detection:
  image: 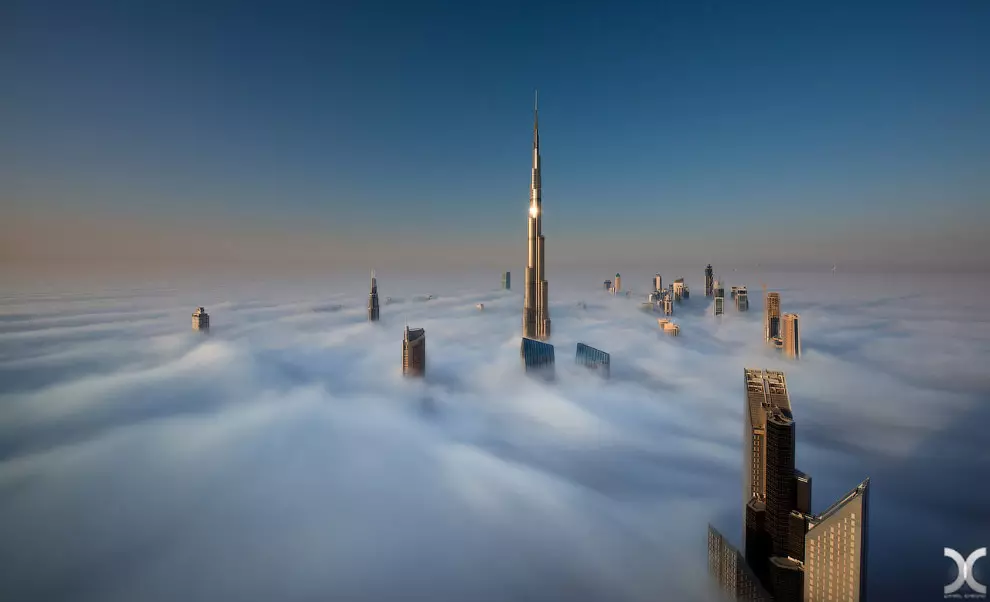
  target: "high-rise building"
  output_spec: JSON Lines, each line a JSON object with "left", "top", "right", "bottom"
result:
{"left": 191, "top": 307, "right": 210, "bottom": 332}
{"left": 705, "top": 264, "right": 715, "bottom": 297}
{"left": 731, "top": 286, "right": 738, "bottom": 299}
{"left": 766, "top": 407, "right": 796, "bottom": 559}
{"left": 714, "top": 280, "right": 725, "bottom": 316}
{"left": 736, "top": 287, "right": 749, "bottom": 312}
{"left": 604, "top": 279, "right": 612, "bottom": 291}
{"left": 765, "top": 292, "right": 781, "bottom": 342}
{"left": 522, "top": 93, "right": 551, "bottom": 340}
{"left": 708, "top": 524, "right": 774, "bottom": 602}
{"left": 804, "top": 479, "right": 870, "bottom": 602}
{"left": 402, "top": 326, "right": 426, "bottom": 376}
{"left": 664, "top": 296, "right": 673, "bottom": 316}
{"left": 368, "top": 270, "right": 380, "bottom": 322}
{"left": 654, "top": 273, "right": 663, "bottom": 291}
{"left": 783, "top": 313, "right": 801, "bottom": 359}
{"left": 502, "top": 271, "right": 511, "bottom": 290}
{"left": 613, "top": 273, "right": 621, "bottom": 294}
{"left": 672, "top": 278, "right": 685, "bottom": 301}
{"left": 743, "top": 369, "right": 792, "bottom": 507}
{"left": 657, "top": 318, "right": 680, "bottom": 336}
{"left": 575, "top": 343, "right": 610, "bottom": 378}
{"left": 521, "top": 337, "right": 555, "bottom": 377}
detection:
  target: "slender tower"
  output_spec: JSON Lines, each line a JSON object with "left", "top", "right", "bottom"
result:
{"left": 523, "top": 91, "right": 551, "bottom": 340}
{"left": 368, "top": 270, "right": 380, "bottom": 322}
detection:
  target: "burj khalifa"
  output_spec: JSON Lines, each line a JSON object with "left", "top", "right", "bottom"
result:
{"left": 522, "top": 93, "right": 551, "bottom": 340}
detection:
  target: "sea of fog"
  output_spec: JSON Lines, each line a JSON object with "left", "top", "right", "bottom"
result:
{"left": 0, "top": 267, "right": 987, "bottom": 601}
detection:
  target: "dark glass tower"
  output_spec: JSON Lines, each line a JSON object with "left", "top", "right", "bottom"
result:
{"left": 521, "top": 336, "right": 555, "bottom": 378}
{"left": 575, "top": 343, "right": 610, "bottom": 378}
{"left": 705, "top": 264, "right": 714, "bottom": 297}
{"left": 766, "top": 407, "right": 796, "bottom": 557}
{"left": 368, "top": 271, "right": 380, "bottom": 322}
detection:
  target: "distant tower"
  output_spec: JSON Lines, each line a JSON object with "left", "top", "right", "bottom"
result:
{"left": 714, "top": 280, "right": 725, "bottom": 316}
{"left": 782, "top": 314, "right": 801, "bottom": 358}
{"left": 368, "top": 271, "right": 380, "bottom": 322}
{"left": 575, "top": 343, "right": 610, "bottom": 378}
{"left": 604, "top": 279, "right": 612, "bottom": 291}
{"left": 736, "top": 287, "right": 749, "bottom": 312}
{"left": 765, "top": 292, "right": 781, "bottom": 342}
{"left": 522, "top": 91, "right": 551, "bottom": 340}
{"left": 191, "top": 307, "right": 210, "bottom": 332}
{"left": 664, "top": 295, "right": 673, "bottom": 316}
{"left": 705, "top": 264, "right": 715, "bottom": 297}
{"left": 654, "top": 273, "right": 663, "bottom": 291}
{"left": 402, "top": 325, "right": 426, "bottom": 376}
{"left": 502, "top": 271, "right": 511, "bottom": 290}
{"left": 613, "top": 273, "right": 621, "bottom": 294}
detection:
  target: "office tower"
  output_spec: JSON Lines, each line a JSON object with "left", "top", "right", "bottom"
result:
{"left": 613, "top": 273, "right": 621, "bottom": 294}
{"left": 368, "top": 270, "right": 380, "bottom": 322}
{"left": 672, "top": 278, "right": 685, "bottom": 301}
{"left": 714, "top": 280, "right": 725, "bottom": 316}
{"left": 575, "top": 343, "right": 610, "bottom": 378}
{"left": 604, "top": 279, "right": 612, "bottom": 291}
{"left": 664, "top": 296, "right": 673, "bottom": 316}
{"left": 745, "top": 498, "right": 772, "bottom": 588}
{"left": 502, "top": 271, "right": 511, "bottom": 290}
{"left": 736, "top": 287, "right": 749, "bottom": 312}
{"left": 766, "top": 407, "right": 796, "bottom": 558}
{"left": 521, "top": 337, "right": 555, "bottom": 377}
{"left": 402, "top": 326, "right": 426, "bottom": 377}
{"left": 654, "top": 273, "right": 663, "bottom": 291}
{"left": 657, "top": 318, "right": 680, "bottom": 336}
{"left": 191, "top": 307, "right": 210, "bottom": 332}
{"left": 804, "top": 479, "right": 870, "bottom": 602}
{"left": 731, "top": 286, "right": 738, "bottom": 299}
{"left": 522, "top": 93, "right": 551, "bottom": 340}
{"left": 765, "top": 292, "right": 781, "bottom": 342}
{"left": 709, "top": 524, "right": 774, "bottom": 602}
{"left": 743, "top": 369, "right": 792, "bottom": 507}
{"left": 705, "top": 264, "right": 715, "bottom": 297}
{"left": 783, "top": 313, "right": 801, "bottom": 359}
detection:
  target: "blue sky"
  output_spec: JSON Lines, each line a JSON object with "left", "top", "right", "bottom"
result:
{"left": 3, "top": 1, "right": 989, "bottom": 270}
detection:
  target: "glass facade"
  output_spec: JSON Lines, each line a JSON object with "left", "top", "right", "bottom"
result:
{"left": 521, "top": 337, "right": 555, "bottom": 375}
{"left": 575, "top": 343, "right": 610, "bottom": 378}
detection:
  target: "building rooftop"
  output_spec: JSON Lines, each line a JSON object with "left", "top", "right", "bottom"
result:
{"left": 812, "top": 478, "right": 870, "bottom": 525}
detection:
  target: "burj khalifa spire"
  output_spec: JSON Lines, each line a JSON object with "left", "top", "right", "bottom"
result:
{"left": 523, "top": 91, "right": 551, "bottom": 340}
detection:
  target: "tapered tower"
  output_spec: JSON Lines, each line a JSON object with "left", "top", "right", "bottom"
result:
{"left": 523, "top": 91, "right": 551, "bottom": 340}
{"left": 368, "top": 270, "right": 380, "bottom": 322}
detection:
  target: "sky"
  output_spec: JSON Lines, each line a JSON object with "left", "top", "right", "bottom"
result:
{"left": 0, "top": 270, "right": 988, "bottom": 601}
{"left": 2, "top": 0, "right": 990, "bottom": 273}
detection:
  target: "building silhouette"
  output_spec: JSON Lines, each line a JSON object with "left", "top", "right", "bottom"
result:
{"left": 673, "top": 278, "right": 685, "bottom": 302}
{"left": 664, "top": 295, "right": 673, "bottom": 316}
{"left": 765, "top": 292, "right": 781, "bottom": 342}
{"left": 782, "top": 313, "right": 801, "bottom": 359}
{"left": 575, "top": 343, "right": 610, "bottom": 378}
{"left": 521, "top": 337, "right": 555, "bottom": 378}
{"left": 502, "top": 271, "right": 511, "bottom": 290}
{"left": 368, "top": 270, "right": 380, "bottom": 322}
{"left": 714, "top": 280, "right": 725, "bottom": 316}
{"left": 604, "top": 279, "right": 612, "bottom": 291}
{"left": 402, "top": 326, "right": 426, "bottom": 376}
{"left": 804, "top": 479, "right": 870, "bottom": 602}
{"left": 654, "top": 273, "right": 663, "bottom": 291}
{"left": 706, "top": 264, "right": 715, "bottom": 297}
{"left": 192, "top": 307, "right": 210, "bottom": 332}
{"left": 709, "top": 525, "right": 773, "bottom": 602}
{"left": 613, "top": 273, "right": 622, "bottom": 294}
{"left": 522, "top": 93, "right": 551, "bottom": 340}
{"left": 736, "top": 287, "right": 749, "bottom": 312}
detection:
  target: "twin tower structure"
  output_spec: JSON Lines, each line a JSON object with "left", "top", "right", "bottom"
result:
{"left": 522, "top": 92, "right": 551, "bottom": 340}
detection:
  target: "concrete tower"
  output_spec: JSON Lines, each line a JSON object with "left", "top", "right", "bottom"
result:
{"left": 783, "top": 313, "right": 801, "bottom": 358}
{"left": 368, "top": 270, "right": 380, "bottom": 322}
{"left": 523, "top": 91, "right": 551, "bottom": 340}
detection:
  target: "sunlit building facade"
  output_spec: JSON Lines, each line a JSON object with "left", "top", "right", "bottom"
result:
{"left": 765, "top": 292, "right": 781, "bottom": 342}
{"left": 783, "top": 313, "right": 801, "bottom": 359}
{"left": 192, "top": 307, "right": 210, "bottom": 332}
{"left": 402, "top": 326, "right": 426, "bottom": 376}
{"left": 709, "top": 524, "right": 773, "bottom": 602}
{"left": 804, "top": 479, "right": 870, "bottom": 602}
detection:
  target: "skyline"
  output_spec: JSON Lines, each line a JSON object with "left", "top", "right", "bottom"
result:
{"left": 3, "top": 1, "right": 990, "bottom": 272}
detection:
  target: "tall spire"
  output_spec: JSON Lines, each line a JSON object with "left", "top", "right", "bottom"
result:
{"left": 533, "top": 89, "right": 539, "bottom": 148}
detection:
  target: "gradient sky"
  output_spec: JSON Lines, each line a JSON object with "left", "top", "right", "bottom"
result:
{"left": 3, "top": 0, "right": 989, "bottom": 271}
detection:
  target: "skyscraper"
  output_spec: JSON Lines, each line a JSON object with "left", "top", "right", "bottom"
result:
{"left": 736, "top": 287, "right": 749, "bottom": 312}
{"left": 402, "top": 325, "right": 426, "bottom": 376}
{"left": 654, "top": 273, "right": 662, "bottom": 291}
{"left": 604, "top": 279, "right": 612, "bottom": 291}
{"left": 520, "top": 336, "right": 555, "bottom": 377}
{"left": 714, "top": 280, "right": 725, "bottom": 316}
{"left": 191, "top": 306, "right": 210, "bottom": 332}
{"left": 705, "top": 264, "right": 715, "bottom": 297}
{"left": 613, "top": 273, "right": 621, "bottom": 294}
{"left": 804, "top": 479, "right": 870, "bottom": 602}
{"left": 783, "top": 313, "right": 801, "bottom": 358}
{"left": 743, "top": 369, "right": 792, "bottom": 507}
{"left": 765, "top": 292, "right": 781, "bottom": 342}
{"left": 575, "top": 343, "right": 610, "bottom": 378}
{"left": 368, "top": 270, "right": 380, "bottom": 322}
{"left": 708, "top": 524, "right": 774, "bottom": 602}
{"left": 502, "top": 271, "right": 511, "bottom": 290}
{"left": 522, "top": 93, "right": 551, "bottom": 340}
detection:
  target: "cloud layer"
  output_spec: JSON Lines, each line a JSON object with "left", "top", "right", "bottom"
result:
{"left": 0, "top": 269, "right": 987, "bottom": 601}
